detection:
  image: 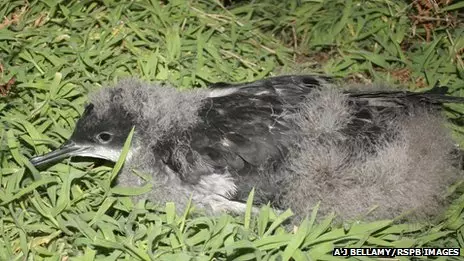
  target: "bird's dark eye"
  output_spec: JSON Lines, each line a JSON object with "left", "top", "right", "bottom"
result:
{"left": 96, "top": 132, "right": 113, "bottom": 143}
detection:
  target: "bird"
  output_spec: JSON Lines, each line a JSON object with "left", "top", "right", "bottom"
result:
{"left": 30, "top": 75, "right": 464, "bottom": 221}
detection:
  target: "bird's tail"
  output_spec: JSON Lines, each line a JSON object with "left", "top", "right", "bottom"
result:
{"left": 348, "top": 84, "right": 464, "bottom": 105}
{"left": 420, "top": 85, "right": 464, "bottom": 104}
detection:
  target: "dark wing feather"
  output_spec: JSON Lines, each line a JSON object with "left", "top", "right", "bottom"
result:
{"left": 342, "top": 87, "right": 464, "bottom": 145}
{"left": 157, "top": 75, "right": 327, "bottom": 204}
{"left": 192, "top": 94, "right": 292, "bottom": 203}
{"left": 209, "top": 74, "right": 332, "bottom": 103}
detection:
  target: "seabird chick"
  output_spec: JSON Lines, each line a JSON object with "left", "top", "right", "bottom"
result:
{"left": 30, "top": 75, "right": 464, "bottom": 221}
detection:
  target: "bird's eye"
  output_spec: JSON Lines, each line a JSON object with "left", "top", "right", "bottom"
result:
{"left": 96, "top": 132, "right": 113, "bottom": 143}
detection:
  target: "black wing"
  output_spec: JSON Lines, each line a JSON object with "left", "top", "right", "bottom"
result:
{"left": 156, "top": 75, "right": 327, "bottom": 204}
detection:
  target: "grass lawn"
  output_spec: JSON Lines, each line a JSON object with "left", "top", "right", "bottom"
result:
{"left": 1, "top": 0, "right": 464, "bottom": 260}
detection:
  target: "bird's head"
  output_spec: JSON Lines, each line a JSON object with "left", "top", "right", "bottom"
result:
{"left": 30, "top": 78, "right": 207, "bottom": 168}
{"left": 30, "top": 100, "right": 136, "bottom": 167}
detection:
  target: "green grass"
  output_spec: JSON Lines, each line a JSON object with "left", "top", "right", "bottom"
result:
{"left": 0, "top": 0, "right": 464, "bottom": 260}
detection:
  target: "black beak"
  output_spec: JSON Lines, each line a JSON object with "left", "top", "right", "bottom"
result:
{"left": 30, "top": 140, "right": 89, "bottom": 167}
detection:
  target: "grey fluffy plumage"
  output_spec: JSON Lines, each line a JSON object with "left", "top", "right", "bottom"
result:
{"left": 30, "top": 75, "right": 463, "bottom": 221}
{"left": 283, "top": 87, "right": 460, "bottom": 221}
